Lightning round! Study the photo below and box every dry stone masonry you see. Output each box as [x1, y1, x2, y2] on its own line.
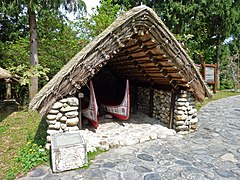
[153, 90, 171, 124]
[46, 97, 80, 149]
[44, 90, 199, 150]
[174, 91, 198, 133]
[137, 87, 150, 114]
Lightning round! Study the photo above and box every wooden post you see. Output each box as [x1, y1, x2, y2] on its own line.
[133, 84, 138, 114]
[78, 93, 84, 130]
[5, 78, 12, 99]
[149, 87, 154, 118]
[213, 64, 217, 94]
[169, 90, 177, 129]
[203, 64, 217, 94]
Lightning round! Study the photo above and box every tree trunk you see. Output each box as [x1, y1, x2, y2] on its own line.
[216, 34, 221, 89]
[29, 11, 39, 100]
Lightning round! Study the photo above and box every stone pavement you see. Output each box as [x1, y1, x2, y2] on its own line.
[19, 95, 240, 180]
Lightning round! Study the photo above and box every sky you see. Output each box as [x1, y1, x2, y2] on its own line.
[84, 0, 100, 14]
[66, 0, 100, 21]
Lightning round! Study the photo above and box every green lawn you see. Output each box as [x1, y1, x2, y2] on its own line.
[196, 90, 240, 110]
[0, 110, 48, 179]
[0, 90, 239, 179]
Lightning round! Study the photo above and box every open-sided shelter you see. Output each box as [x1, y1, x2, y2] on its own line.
[29, 6, 211, 136]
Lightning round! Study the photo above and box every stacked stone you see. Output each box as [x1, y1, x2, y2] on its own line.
[153, 90, 171, 124]
[45, 97, 80, 149]
[137, 87, 150, 114]
[174, 91, 198, 133]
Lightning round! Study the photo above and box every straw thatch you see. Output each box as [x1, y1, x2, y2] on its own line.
[29, 5, 211, 116]
[0, 67, 12, 79]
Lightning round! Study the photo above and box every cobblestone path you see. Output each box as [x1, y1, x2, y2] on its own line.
[20, 95, 240, 180]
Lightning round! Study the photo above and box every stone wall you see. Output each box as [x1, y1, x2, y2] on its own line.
[153, 90, 171, 124]
[45, 97, 80, 149]
[137, 87, 150, 114]
[174, 91, 198, 133]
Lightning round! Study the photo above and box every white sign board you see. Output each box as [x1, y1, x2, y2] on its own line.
[51, 131, 87, 172]
[205, 66, 215, 83]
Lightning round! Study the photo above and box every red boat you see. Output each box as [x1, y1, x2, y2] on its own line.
[82, 80, 98, 128]
[101, 80, 130, 120]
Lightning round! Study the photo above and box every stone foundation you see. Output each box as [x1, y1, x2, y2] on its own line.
[153, 90, 171, 124]
[174, 91, 198, 133]
[137, 87, 150, 114]
[45, 97, 80, 149]
[45, 89, 199, 149]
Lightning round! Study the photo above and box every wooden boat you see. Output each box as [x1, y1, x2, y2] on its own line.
[82, 80, 98, 128]
[101, 80, 130, 120]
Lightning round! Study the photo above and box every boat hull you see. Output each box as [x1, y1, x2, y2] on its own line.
[101, 80, 130, 120]
[82, 81, 98, 128]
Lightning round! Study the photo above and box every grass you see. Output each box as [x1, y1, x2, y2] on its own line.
[196, 90, 240, 110]
[0, 109, 48, 180]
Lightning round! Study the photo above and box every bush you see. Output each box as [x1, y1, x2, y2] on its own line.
[220, 79, 235, 90]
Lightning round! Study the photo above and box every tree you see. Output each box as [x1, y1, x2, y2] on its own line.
[1, 10, 86, 104]
[112, 0, 240, 89]
[78, 0, 124, 41]
[1, 0, 86, 100]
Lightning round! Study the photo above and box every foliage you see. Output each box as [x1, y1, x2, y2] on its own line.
[112, 0, 240, 88]
[1, 0, 87, 100]
[8, 64, 50, 86]
[15, 141, 49, 172]
[0, 10, 86, 104]
[78, 0, 125, 40]
[37, 10, 88, 79]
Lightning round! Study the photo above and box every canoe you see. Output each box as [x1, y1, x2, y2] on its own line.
[101, 80, 130, 120]
[82, 80, 98, 128]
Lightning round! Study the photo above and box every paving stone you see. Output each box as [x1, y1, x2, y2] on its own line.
[144, 173, 163, 180]
[220, 153, 238, 162]
[154, 166, 168, 173]
[42, 174, 60, 180]
[28, 167, 47, 177]
[203, 170, 216, 180]
[102, 162, 117, 168]
[142, 145, 161, 155]
[134, 165, 152, 173]
[185, 166, 202, 173]
[161, 149, 170, 154]
[18, 95, 240, 180]
[215, 160, 238, 170]
[187, 173, 207, 180]
[102, 169, 122, 180]
[175, 159, 191, 166]
[231, 169, 240, 176]
[214, 168, 236, 177]
[137, 153, 154, 161]
[158, 159, 174, 166]
[81, 169, 103, 179]
[122, 170, 142, 180]
[192, 161, 214, 169]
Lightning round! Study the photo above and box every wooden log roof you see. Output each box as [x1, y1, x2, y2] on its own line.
[29, 5, 211, 115]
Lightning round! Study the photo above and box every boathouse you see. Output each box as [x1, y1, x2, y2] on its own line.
[29, 6, 211, 139]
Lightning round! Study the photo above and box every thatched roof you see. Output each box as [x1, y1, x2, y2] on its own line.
[29, 5, 211, 115]
[0, 67, 12, 79]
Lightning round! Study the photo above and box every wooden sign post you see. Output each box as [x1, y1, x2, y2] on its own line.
[202, 64, 217, 94]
